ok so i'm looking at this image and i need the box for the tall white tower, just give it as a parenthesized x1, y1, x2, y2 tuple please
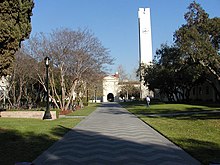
(138, 8, 153, 99)
(138, 8, 153, 65)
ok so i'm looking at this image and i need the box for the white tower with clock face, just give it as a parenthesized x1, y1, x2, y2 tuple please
(138, 8, 153, 99)
(138, 8, 153, 65)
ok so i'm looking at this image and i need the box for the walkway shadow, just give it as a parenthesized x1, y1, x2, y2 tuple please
(101, 102, 122, 107)
(33, 128, 201, 165)
(99, 103, 137, 116)
(100, 108, 133, 115)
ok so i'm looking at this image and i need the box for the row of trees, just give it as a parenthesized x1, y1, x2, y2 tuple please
(142, 2, 220, 102)
(3, 28, 113, 110)
(0, 1, 114, 110)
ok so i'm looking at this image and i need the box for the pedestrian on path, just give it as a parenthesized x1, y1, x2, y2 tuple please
(146, 95, 150, 107)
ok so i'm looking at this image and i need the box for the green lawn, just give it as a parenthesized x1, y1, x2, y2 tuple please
(0, 103, 99, 165)
(121, 102, 220, 165)
(121, 102, 220, 116)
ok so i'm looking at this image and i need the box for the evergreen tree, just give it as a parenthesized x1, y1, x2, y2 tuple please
(0, 0, 34, 77)
(174, 1, 220, 97)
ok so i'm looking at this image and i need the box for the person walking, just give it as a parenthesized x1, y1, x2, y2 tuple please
(146, 95, 150, 107)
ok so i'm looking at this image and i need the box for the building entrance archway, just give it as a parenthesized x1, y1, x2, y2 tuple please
(107, 93, 114, 102)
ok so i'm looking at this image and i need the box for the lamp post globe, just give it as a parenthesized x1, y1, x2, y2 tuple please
(45, 56, 50, 66)
(43, 56, 52, 120)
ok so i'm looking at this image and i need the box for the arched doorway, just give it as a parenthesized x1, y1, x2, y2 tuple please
(107, 93, 114, 102)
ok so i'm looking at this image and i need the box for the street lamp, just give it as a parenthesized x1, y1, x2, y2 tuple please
(86, 89, 89, 105)
(95, 86, 97, 103)
(43, 56, 52, 119)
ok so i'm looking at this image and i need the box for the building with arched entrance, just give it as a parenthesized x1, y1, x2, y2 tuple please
(102, 72, 144, 102)
(102, 73, 119, 102)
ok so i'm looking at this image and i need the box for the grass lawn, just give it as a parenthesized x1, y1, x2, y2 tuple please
(121, 102, 220, 165)
(121, 101, 220, 116)
(0, 103, 99, 165)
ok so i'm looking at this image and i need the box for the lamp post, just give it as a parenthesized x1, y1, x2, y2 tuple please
(95, 86, 97, 103)
(43, 56, 52, 120)
(86, 89, 89, 105)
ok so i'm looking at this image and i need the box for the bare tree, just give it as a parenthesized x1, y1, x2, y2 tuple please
(7, 47, 38, 108)
(117, 65, 128, 82)
(26, 28, 113, 111)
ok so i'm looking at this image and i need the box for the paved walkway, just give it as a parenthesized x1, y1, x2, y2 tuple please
(33, 103, 201, 165)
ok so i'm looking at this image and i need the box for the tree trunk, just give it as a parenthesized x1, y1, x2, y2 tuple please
(64, 79, 78, 110)
(16, 79, 24, 108)
(60, 63, 66, 110)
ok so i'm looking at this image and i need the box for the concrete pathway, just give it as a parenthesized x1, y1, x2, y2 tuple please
(33, 103, 201, 165)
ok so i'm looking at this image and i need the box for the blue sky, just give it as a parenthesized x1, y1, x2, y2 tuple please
(31, 0, 220, 75)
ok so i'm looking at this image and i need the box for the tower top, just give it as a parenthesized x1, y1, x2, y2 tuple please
(138, 8, 150, 18)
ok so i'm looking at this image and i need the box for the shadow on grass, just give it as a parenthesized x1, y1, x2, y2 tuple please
(173, 138, 220, 165)
(0, 125, 72, 165)
(120, 101, 220, 120)
(174, 112, 220, 120)
(145, 111, 220, 120)
(50, 125, 72, 137)
(120, 100, 220, 108)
